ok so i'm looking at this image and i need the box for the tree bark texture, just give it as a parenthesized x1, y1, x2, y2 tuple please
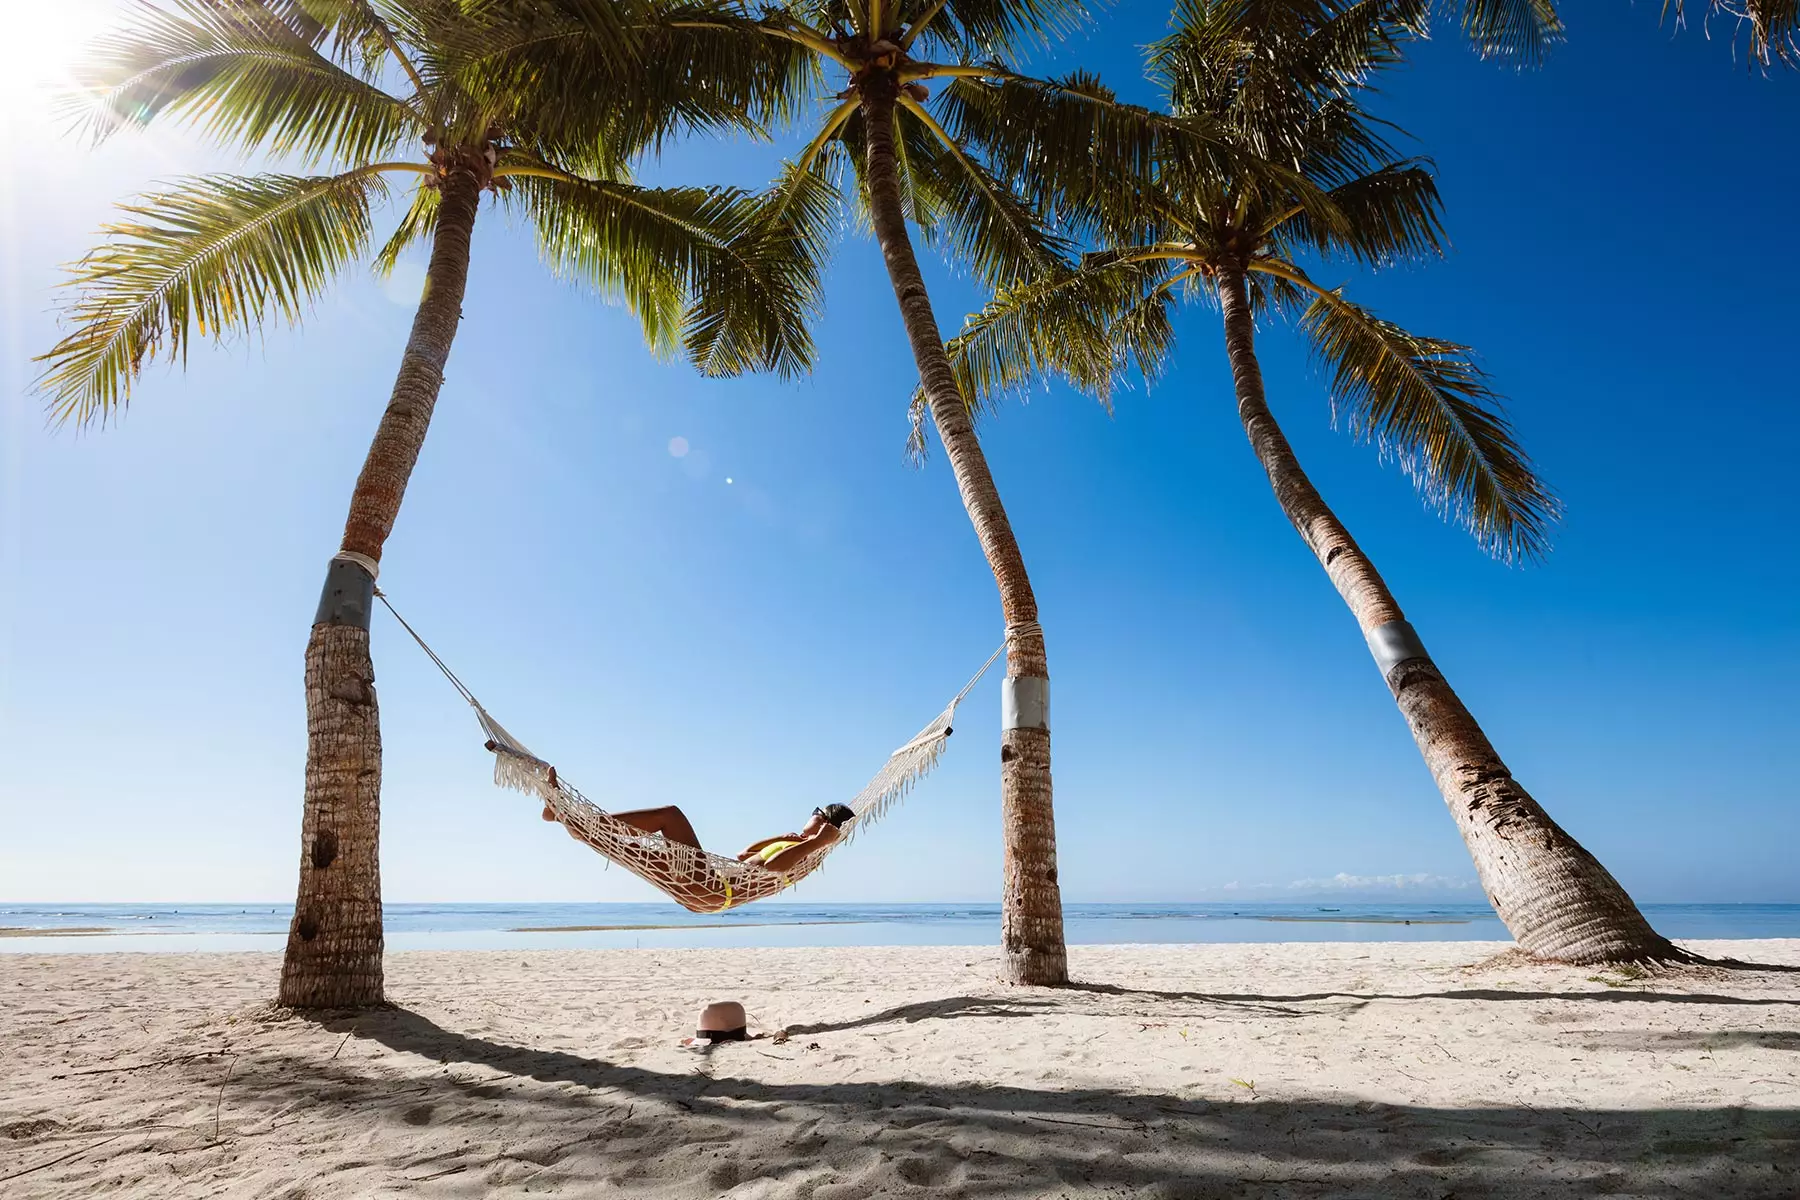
(1215, 269, 1675, 965)
(860, 84, 1067, 985)
(278, 167, 483, 1007)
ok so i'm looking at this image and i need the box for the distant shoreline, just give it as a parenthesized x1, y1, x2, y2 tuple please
(1254, 915, 1471, 926)
(5, 902, 1795, 953)
(506, 920, 869, 932)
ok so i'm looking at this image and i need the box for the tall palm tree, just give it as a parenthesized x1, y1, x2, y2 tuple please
(37, 0, 822, 1007)
(942, 0, 1680, 963)
(654, 0, 1178, 985)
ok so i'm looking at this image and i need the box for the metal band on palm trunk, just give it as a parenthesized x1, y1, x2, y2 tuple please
(1366, 619, 1430, 677)
(1003, 677, 1050, 731)
(314, 553, 377, 629)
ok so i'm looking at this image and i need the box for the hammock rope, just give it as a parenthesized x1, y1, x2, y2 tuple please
(372, 586, 1005, 913)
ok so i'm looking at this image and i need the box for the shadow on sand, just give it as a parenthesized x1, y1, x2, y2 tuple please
(249, 1002, 1800, 1198)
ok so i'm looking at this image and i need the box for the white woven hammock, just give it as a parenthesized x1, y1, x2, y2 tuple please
(376, 586, 1002, 913)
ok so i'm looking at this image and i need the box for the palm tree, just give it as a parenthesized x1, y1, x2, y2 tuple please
(654, 0, 1186, 985)
(37, 0, 822, 1007)
(942, 0, 1680, 963)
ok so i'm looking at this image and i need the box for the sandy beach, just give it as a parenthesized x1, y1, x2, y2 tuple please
(2, 940, 1796, 1197)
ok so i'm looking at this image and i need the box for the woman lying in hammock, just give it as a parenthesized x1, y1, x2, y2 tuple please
(541, 802, 857, 875)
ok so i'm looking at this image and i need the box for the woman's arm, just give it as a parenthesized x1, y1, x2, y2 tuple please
(760, 825, 842, 873)
(738, 833, 804, 857)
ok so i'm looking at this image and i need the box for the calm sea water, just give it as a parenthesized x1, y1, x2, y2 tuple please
(2, 902, 1796, 954)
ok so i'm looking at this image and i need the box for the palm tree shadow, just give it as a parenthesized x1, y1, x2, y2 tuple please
(271, 1006, 1799, 1198)
(784, 994, 1060, 1034)
(1690, 954, 1800, 975)
(1067, 982, 1800, 1007)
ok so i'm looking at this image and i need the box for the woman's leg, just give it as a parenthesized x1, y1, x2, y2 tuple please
(608, 805, 704, 850)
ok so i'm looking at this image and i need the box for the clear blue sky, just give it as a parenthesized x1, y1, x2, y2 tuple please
(1, 2, 1794, 905)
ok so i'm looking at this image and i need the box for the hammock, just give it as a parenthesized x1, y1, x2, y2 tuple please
(376, 588, 1004, 913)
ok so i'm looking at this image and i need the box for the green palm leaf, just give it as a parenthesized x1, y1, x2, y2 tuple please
(905, 0, 1092, 58)
(910, 252, 1180, 458)
(937, 72, 1178, 243)
(682, 160, 839, 378)
(1282, 269, 1560, 560)
(1460, 0, 1564, 64)
(36, 169, 395, 427)
(68, 0, 418, 163)
(505, 162, 830, 378)
(1271, 158, 1445, 266)
(446, 0, 817, 161)
(372, 184, 440, 277)
(949, 254, 1179, 407)
(898, 96, 1070, 289)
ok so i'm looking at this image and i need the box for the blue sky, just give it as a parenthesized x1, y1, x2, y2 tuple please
(1, 1, 1794, 906)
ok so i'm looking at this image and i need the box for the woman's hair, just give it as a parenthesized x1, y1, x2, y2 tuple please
(817, 803, 856, 828)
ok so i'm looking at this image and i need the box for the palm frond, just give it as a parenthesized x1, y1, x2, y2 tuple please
(898, 96, 1070, 289)
(838, 103, 945, 233)
(281, 0, 419, 86)
(907, 0, 1093, 60)
(506, 161, 833, 377)
(1148, 0, 1423, 159)
(36, 169, 393, 427)
(936, 71, 1181, 243)
(1293, 0, 1426, 87)
(1460, 0, 1565, 64)
(953, 253, 1180, 406)
(508, 169, 709, 357)
(1663, 0, 1799, 66)
(67, 0, 418, 163)
(372, 183, 440, 276)
(447, 1, 817, 161)
(682, 157, 841, 378)
(1271, 158, 1444, 265)
(908, 252, 1180, 459)
(1273, 264, 1560, 560)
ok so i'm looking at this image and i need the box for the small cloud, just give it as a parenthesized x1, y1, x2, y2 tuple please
(1287, 872, 1474, 892)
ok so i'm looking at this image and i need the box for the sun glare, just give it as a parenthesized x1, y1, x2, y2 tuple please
(0, 3, 108, 114)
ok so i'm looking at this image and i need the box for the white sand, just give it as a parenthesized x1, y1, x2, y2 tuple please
(2, 940, 1796, 1198)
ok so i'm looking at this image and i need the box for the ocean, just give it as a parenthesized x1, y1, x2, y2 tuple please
(2, 901, 1796, 954)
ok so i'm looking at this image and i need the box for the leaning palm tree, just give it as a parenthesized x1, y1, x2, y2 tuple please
(645, 0, 1173, 985)
(37, 0, 821, 1007)
(943, 0, 1680, 963)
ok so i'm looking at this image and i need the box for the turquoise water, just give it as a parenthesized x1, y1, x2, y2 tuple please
(2, 902, 1796, 954)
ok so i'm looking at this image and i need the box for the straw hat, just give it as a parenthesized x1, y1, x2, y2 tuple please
(696, 1000, 748, 1042)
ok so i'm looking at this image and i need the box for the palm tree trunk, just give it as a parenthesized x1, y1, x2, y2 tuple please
(278, 166, 484, 1008)
(1215, 269, 1676, 965)
(860, 84, 1066, 985)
